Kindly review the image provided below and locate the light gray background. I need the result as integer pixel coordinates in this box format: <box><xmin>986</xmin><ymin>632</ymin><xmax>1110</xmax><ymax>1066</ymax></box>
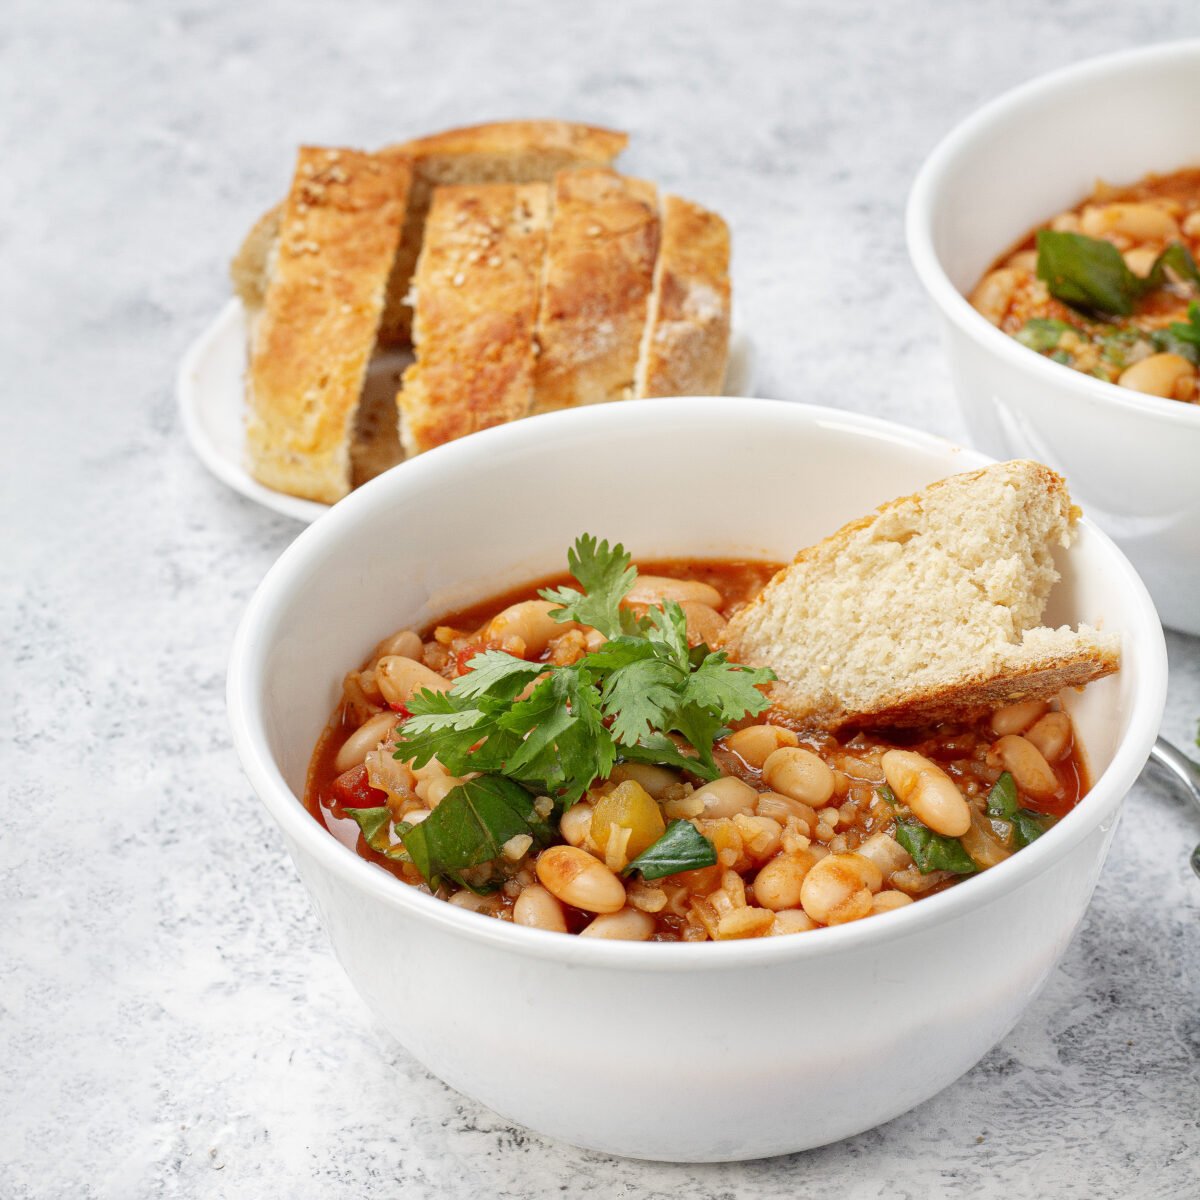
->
<box><xmin>4</xmin><ymin>2</ymin><xmax>1198</xmax><ymax>1197</ymax></box>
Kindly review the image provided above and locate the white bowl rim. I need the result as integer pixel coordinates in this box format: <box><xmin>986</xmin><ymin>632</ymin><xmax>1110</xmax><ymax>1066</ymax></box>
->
<box><xmin>227</xmin><ymin>397</ymin><xmax>1167</xmax><ymax>973</ymax></box>
<box><xmin>906</xmin><ymin>38</ymin><xmax>1200</xmax><ymax>432</ymax></box>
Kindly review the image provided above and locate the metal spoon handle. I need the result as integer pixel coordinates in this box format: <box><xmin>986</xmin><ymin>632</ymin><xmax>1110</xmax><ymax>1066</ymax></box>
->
<box><xmin>1145</xmin><ymin>737</ymin><xmax>1200</xmax><ymax>880</ymax></box>
<box><xmin>1148</xmin><ymin>737</ymin><xmax>1200</xmax><ymax>811</ymax></box>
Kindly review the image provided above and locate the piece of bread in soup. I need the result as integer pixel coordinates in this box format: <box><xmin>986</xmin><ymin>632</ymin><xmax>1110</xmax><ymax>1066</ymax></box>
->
<box><xmin>720</xmin><ymin>460</ymin><xmax>1120</xmax><ymax>730</ymax></box>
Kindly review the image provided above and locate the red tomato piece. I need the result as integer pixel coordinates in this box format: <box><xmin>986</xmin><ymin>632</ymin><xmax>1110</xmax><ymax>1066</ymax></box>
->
<box><xmin>455</xmin><ymin>645</ymin><xmax>483</xmax><ymax>676</ymax></box>
<box><xmin>330</xmin><ymin>764</ymin><xmax>388</xmax><ymax>809</ymax></box>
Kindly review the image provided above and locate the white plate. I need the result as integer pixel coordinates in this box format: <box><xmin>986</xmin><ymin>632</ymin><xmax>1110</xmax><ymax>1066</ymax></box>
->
<box><xmin>177</xmin><ymin>299</ymin><xmax>757</xmax><ymax>523</ymax></box>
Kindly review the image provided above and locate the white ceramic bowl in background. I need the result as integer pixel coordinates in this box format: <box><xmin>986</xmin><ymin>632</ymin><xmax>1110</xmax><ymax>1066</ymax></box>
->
<box><xmin>227</xmin><ymin>398</ymin><xmax>1166</xmax><ymax>1161</ymax></box>
<box><xmin>907</xmin><ymin>41</ymin><xmax>1200</xmax><ymax>637</ymax></box>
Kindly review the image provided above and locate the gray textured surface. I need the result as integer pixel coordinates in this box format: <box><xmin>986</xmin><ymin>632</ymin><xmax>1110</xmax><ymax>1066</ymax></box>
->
<box><xmin>3</xmin><ymin>2</ymin><xmax>1199</xmax><ymax>1196</ymax></box>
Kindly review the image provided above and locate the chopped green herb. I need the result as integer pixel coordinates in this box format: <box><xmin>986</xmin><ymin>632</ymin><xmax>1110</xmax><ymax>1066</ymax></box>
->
<box><xmin>985</xmin><ymin>771</ymin><xmax>1049</xmax><ymax>848</ymax></box>
<box><xmin>624</xmin><ymin>819</ymin><xmax>717</xmax><ymax>880</ymax></box>
<box><xmin>401</xmin><ymin>775</ymin><xmax>557</xmax><ymax>892</ymax></box>
<box><xmin>1036</xmin><ymin>230</ymin><xmax>1143</xmax><ymax>315</ymax></box>
<box><xmin>1015</xmin><ymin>317</ymin><xmax>1075</xmax><ymax>352</ymax></box>
<box><xmin>346</xmin><ymin>806</ymin><xmax>412</xmax><ymax>861</ymax></box>
<box><xmin>1036</xmin><ymin>231</ymin><xmax>1200</xmax><ymax>317</ymax></box>
<box><xmin>894</xmin><ymin>820</ymin><xmax>977</xmax><ymax>875</ymax></box>
<box><xmin>1153</xmin><ymin>301</ymin><xmax>1200</xmax><ymax>366</ymax></box>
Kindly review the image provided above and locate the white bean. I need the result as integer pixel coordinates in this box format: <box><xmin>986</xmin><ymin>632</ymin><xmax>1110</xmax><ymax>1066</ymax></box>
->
<box><xmin>625</xmin><ymin>575</ymin><xmax>723</xmax><ymax>609</ymax></box>
<box><xmin>881</xmin><ymin>749</ymin><xmax>970</xmax><ymax>838</ymax></box>
<box><xmin>579</xmin><ymin>908</ymin><xmax>655</xmax><ymax>940</ymax></box>
<box><xmin>536</xmin><ymin>847</ymin><xmax>626</xmax><ymax>913</ymax></box>
<box><xmin>485</xmin><ymin>600</ymin><xmax>573</xmax><ymax>657</ymax></box>
<box><xmin>376</xmin><ymin>655</ymin><xmax>452</xmax><ymax>706</ymax></box>
<box><xmin>513</xmin><ymin>886</ymin><xmax>567</xmax><ymax>933</ymax></box>
<box><xmin>334</xmin><ymin>711</ymin><xmax>400</xmax><ymax>774</ymax></box>
<box><xmin>763</xmin><ymin>747</ymin><xmax>835</xmax><ymax>808</ymax></box>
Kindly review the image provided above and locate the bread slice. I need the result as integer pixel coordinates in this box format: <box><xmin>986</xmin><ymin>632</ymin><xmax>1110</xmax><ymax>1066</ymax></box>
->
<box><xmin>230</xmin><ymin>121</ymin><xmax>627</xmax><ymax>329</ymax></box>
<box><xmin>634</xmin><ymin>194</ymin><xmax>731</xmax><ymax>398</ymax></box>
<box><xmin>379</xmin><ymin>121</ymin><xmax>626</xmax><ymax>345</ymax></box>
<box><xmin>720</xmin><ymin>461</ymin><xmax>1120</xmax><ymax>729</ymax></box>
<box><xmin>531</xmin><ymin>168</ymin><xmax>661</xmax><ymax>413</ymax></box>
<box><xmin>397</xmin><ymin>182</ymin><xmax>549</xmax><ymax>455</ymax></box>
<box><xmin>230</xmin><ymin>205</ymin><xmax>281</xmax><ymax>315</ymax></box>
<box><xmin>245</xmin><ymin>147</ymin><xmax>411</xmax><ymax>504</ymax></box>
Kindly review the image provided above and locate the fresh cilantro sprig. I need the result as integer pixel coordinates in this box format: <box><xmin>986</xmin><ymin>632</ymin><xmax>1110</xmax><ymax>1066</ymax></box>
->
<box><xmin>537</xmin><ymin>534</ymin><xmax>643</xmax><ymax>639</ymax></box>
<box><xmin>395</xmin><ymin>534</ymin><xmax>775</xmax><ymax>807</ymax></box>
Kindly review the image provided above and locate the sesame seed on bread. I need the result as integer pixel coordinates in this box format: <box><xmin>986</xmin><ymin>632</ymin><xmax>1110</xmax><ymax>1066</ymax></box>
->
<box><xmin>397</xmin><ymin>182</ymin><xmax>549</xmax><ymax>455</ymax></box>
<box><xmin>531</xmin><ymin>168</ymin><xmax>661</xmax><ymax>413</ymax></box>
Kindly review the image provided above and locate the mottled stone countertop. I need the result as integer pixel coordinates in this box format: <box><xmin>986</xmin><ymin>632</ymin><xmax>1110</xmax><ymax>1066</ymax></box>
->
<box><xmin>4</xmin><ymin>1</ymin><xmax>1198</xmax><ymax>1196</ymax></box>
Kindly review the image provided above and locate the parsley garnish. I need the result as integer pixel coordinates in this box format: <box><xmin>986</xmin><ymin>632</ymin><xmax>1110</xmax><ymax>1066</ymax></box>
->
<box><xmin>387</xmin><ymin>535</ymin><xmax>776</xmax><ymax>890</ymax></box>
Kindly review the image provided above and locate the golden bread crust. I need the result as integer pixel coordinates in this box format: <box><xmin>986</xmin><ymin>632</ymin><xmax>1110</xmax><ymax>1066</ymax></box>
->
<box><xmin>230</xmin><ymin>204</ymin><xmax>282</xmax><ymax>311</ymax></box>
<box><xmin>532</xmin><ymin>168</ymin><xmax>661</xmax><ymax>413</ymax></box>
<box><xmin>386</xmin><ymin>119</ymin><xmax>628</xmax><ymax>165</ymax></box>
<box><xmin>231</xmin><ymin>122</ymin><xmax>627</xmax><ymax>345</ymax></box>
<box><xmin>767</xmin><ymin>645</ymin><xmax>1120</xmax><ymax>731</ymax></box>
<box><xmin>245</xmin><ymin>147</ymin><xmax>411</xmax><ymax>504</ymax></box>
<box><xmin>636</xmin><ymin>194</ymin><xmax>731</xmax><ymax>397</ymax></box>
<box><xmin>377</xmin><ymin>121</ymin><xmax>627</xmax><ymax>345</ymax></box>
<box><xmin>398</xmin><ymin>183</ymin><xmax>549</xmax><ymax>455</ymax></box>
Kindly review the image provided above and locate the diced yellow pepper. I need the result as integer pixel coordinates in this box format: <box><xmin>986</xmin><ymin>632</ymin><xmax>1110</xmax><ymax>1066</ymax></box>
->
<box><xmin>590</xmin><ymin>780</ymin><xmax>666</xmax><ymax>862</ymax></box>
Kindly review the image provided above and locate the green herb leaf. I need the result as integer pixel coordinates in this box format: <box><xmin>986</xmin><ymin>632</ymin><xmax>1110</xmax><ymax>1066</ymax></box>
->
<box><xmin>345</xmin><ymin>806</ymin><xmax>412</xmax><ymax>862</ymax></box>
<box><xmin>1147</xmin><ymin>243</ymin><xmax>1200</xmax><ymax>292</ymax></box>
<box><xmin>1015</xmin><ymin>317</ymin><xmax>1075</xmax><ymax>352</ymax></box>
<box><xmin>1036</xmin><ymin>230</ymin><xmax>1141</xmax><ymax>315</ymax></box>
<box><xmin>401</xmin><ymin>776</ymin><xmax>556</xmax><ymax>891</ymax></box>
<box><xmin>683</xmin><ymin>653</ymin><xmax>775</xmax><ymax>724</ymax></box>
<box><xmin>538</xmin><ymin>534</ymin><xmax>639</xmax><ymax>639</ymax></box>
<box><xmin>985</xmin><ymin>771</ymin><xmax>1049</xmax><ymax>848</ymax></box>
<box><xmin>1153</xmin><ymin>301</ymin><xmax>1200</xmax><ymax>366</ymax></box>
<box><xmin>624</xmin><ymin>819</ymin><xmax>717</xmax><ymax>880</ymax></box>
<box><xmin>1036</xmin><ymin>231</ymin><xmax>1200</xmax><ymax>318</ymax></box>
<box><xmin>894</xmin><ymin>820</ymin><xmax>977</xmax><ymax>875</ymax></box>
<box><xmin>451</xmin><ymin>650</ymin><xmax>546</xmax><ymax>700</ymax></box>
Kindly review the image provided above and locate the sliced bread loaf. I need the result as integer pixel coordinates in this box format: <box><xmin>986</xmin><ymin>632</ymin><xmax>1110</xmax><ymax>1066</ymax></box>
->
<box><xmin>531</xmin><ymin>168</ymin><xmax>661</xmax><ymax>413</ymax></box>
<box><xmin>230</xmin><ymin>121</ymin><xmax>626</xmax><ymax>333</ymax></box>
<box><xmin>379</xmin><ymin>121</ymin><xmax>626</xmax><ymax>345</ymax></box>
<box><xmin>397</xmin><ymin>182</ymin><xmax>549</xmax><ymax>455</ymax></box>
<box><xmin>635</xmin><ymin>194</ymin><xmax>731</xmax><ymax>398</ymax></box>
<box><xmin>245</xmin><ymin>147</ymin><xmax>411</xmax><ymax>504</ymax></box>
<box><xmin>720</xmin><ymin>460</ymin><xmax>1120</xmax><ymax>729</ymax></box>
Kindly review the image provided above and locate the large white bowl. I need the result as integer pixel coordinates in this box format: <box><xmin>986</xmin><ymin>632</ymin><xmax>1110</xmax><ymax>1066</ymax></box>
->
<box><xmin>907</xmin><ymin>41</ymin><xmax>1200</xmax><ymax>637</ymax></box>
<box><xmin>227</xmin><ymin>398</ymin><xmax>1166</xmax><ymax>1161</ymax></box>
